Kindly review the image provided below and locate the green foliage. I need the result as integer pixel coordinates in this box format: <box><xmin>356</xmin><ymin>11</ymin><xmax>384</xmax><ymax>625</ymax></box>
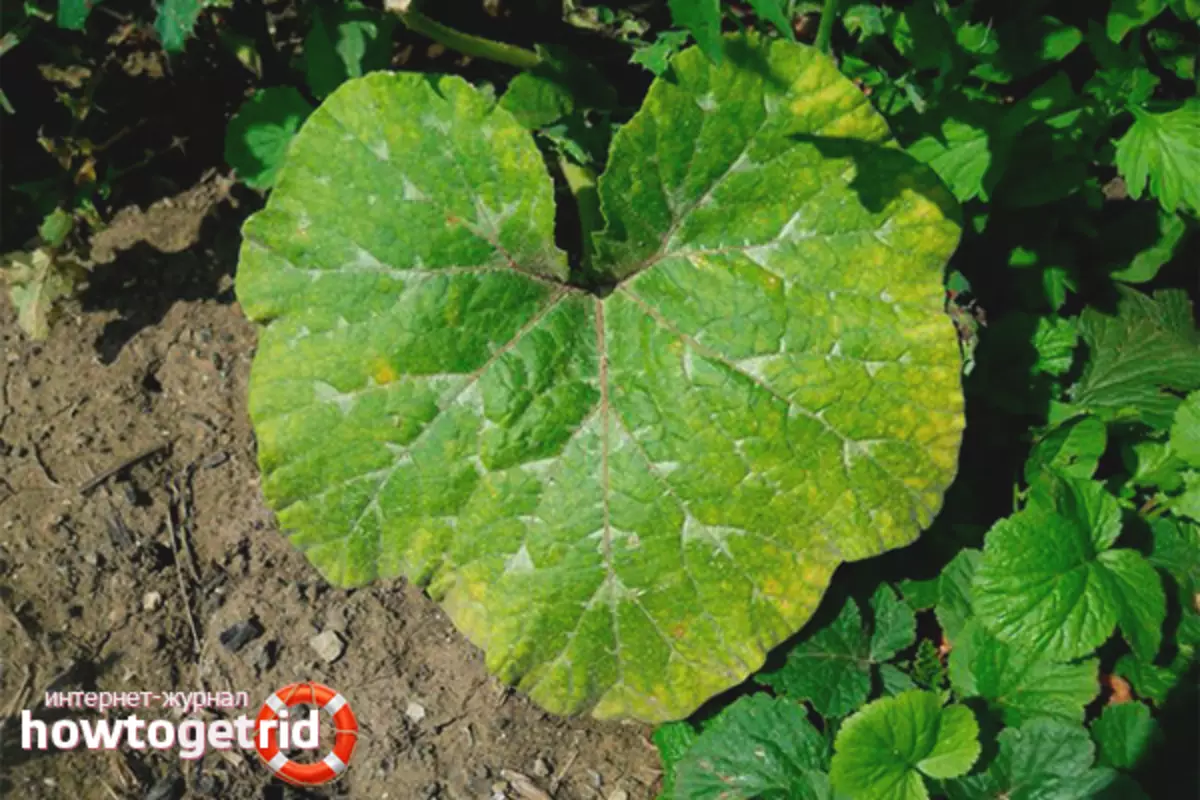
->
<box><xmin>1067</xmin><ymin>289</ymin><xmax>1200</xmax><ymax>429</ymax></box>
<box><xmin>302</xmin><ymin>2</ymin><xmax>395</xmax><ymax>99</ymax></box>
<box><xmin>57</xmin><ymin>0</ymin><xmax>101</xmax><ymax>31</ymax></box>
<box><xmin>830</xmin><ymin>690</ymin><xmax>980</xmax><ymax>800</ymax></box>
<box><xmin>973</xmin><ymin>474</ymin><xmax>1166</xmax><ymax>663</ymax></box>
<box><xmin>154</xmin><ymin>0</ymin><xmax>212</xmax><ymax>53</ymax></box>
<box><xmin>499</xmin><ymin>47</ymin><xmax>616</xmax><ymax>129</ymax></box>
<box><xmin>1115</xmin><ymin>101</ymin><xmax>1200</xmax><ymax>216</ymax></box>
<box><xmin>10</xmin><ymin>0</ymin><xmax>1197</xmax><ymax>792</ymax></box>
<box><xmin>946</xmin><ymin>719</ymin><xmax>1120</xmax><ymax>800</ymax></box>
<box><xmin>949</xmin><ymin>620</ymin><xmax>1099</xmax><ymax>727</ymax></box>
<box><xmin>1091</xmin><ymin>702</ymin><xmax>1159</xmax><ymax>770</ymax></box>
<box><xmin>756</xmin><ymin>587</ymin><xmax>916</xmax><ymax>718</ymax></box>
<box><xmin>224</xmin><ymin>88</ymin><xmax>313</xmax><ymax>190</ymax></box>
<box><xmin>665</xmin><ymin>0</ymin><xmax>794</xmax><ymax>63</ymax></box>
<box><xmin>673</xmin><ymin>695</ymin><xmax>831</xmax><ymax>799</ymax></box>
<box><xmin>237</xmin><ymin>36</ymin><xmax>963</xmax><ymax>722</ymax></box>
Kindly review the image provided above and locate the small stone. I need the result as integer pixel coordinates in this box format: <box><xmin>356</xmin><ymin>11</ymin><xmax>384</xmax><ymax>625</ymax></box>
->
<box><xmin>218</xmin><ymin>618</ymin><xmax>263</xmax><ymax>653</ymax></box>
<box><xmin>309</xmin><ymin>629</ymin><xmax>345</xmax><ymax>663</ymax></box>
<box><xmin>142</xmin><ymin>591</ymin><xmax>163</xmax><ymax>611</ymax></box>
<box><xmin>608</xmin><ymin>791</ymin><xmax>629</xmax><ymax>800</ymax></box>
<box><xmin>405</xmin><ymin>700</ymin><xmax>427</xmax><ymax>723</ymax></box>
<box><xmin>532</xmin><ymin>757</ymin><xmax>552</xmax><ymax>778</ymax></box>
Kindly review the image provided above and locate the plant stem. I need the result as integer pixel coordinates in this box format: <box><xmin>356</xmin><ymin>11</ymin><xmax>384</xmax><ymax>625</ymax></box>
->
<box><xmin>393</xmin><ymin>7</ymin><xmax>541</xmax><ymax>71</ymax></box>
<box><xmin>814</xmin><ymin>0</ymin><xmax>839</xmax><ymax>55</ymax></box>
<box><xmin>558</xmin><ymin>157</ymin><xmax>601</xmax><ymax>271</ymax></box>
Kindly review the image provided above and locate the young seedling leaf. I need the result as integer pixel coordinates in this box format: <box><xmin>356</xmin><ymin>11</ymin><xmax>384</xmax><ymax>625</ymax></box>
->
<box><xmin>673</xmin><ymin>695</ymin><xmax>831</xmax><ymax>799</ymax></box>
<box><xmin>303</xmin><ymin>2</ymin><xmax>395</xmax><ymax>99</ymax></box>
<box><xmin>1107</xmin><ymin>0</ymin><xmax>1167</xmax><ymax>43</ymax></box>
<box><xmin>155</xmin><ymin>0</ymin><xmax>208</xmax><ymax>53</ymax></box>
<box><xmin>1068</xmin><ymin>288</ymin><xmax>1200</xmax><ymax>430</ymax></box>
<box><xmin>945</xmin><ymin>719</ymin><xmax>1117</xmax><ymax>800</ymax></box>
<box><xmin>1025</xmin><ymin>416</ymin><xmax>1107</xmax><ymax>483</ymax></box>
<box><xmin>653</xmin><ymin>720</ymin><xmax>698</xmax><ymax>799</ymax></box>
<box><xmin>948</xmin><ymin>620</ymin><xmax>1099</xmax><ymax>727</ymax></box>
<box><xmin>830</xmin><ymin>690</ymin><xmax>980</xmax><ymax>800</ymax></box>
<box><xmin>1092</xmin><ymin>702</ymin><xmax>1159</xmax><ymax>770</ymax></box>
<box><xmin>973</xmin><ymin>476</ymin><xmax>1166</xmax><ymax>662</ymax></box>
<box><xmin>1115</xmin><ymin>100</ymin><xmax>1200</xmax><ymax>216</ymax></box>
<box><xmin>757</xmin><ymin>587</ymin><xmax>915</xmax><ymax>719</ymax></box>
<box><xmin>668</xmin><ymin>0</ymin><xmax>723</xmax><ymax>64</ymax></box>
<box><xmin>57</xmin><ymin>0</ymin><xmax>103</xmax><ymax>31</ymax></box>
<box><xmin>631</xmin><ymin>30</ymin><xmax>691</xmax><ymax>76</ymax></box>
<box><xmin>225</xmin><ymin>87</ymin><xmax>314</xmax><ymax>190</ymax></box>
<box><xmin>237</xmin><ymin>36</ymin><xmax>963</xmax><ymax>722</ymax></box>
<box><xmin>1171</xmin><ymin>391</ymin><xmax>1200</xmax><ymax>467</ymax></box>
<box><xmin>2</xmin><ymin>248</ymin><xmax>87</xmax><ymax>340</ymax></box>
<box><xmin>1115</xmin><ymin>645</ymin><xmax>1196</xmax><ymax>705</ymax></box>
<box><xmin>499</xmin><ymin>47</ymin><xmax>617</xmax><ymax>130</ymax></box>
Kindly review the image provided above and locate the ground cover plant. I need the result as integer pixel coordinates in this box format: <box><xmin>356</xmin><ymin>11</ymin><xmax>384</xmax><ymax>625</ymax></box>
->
<box><xmin>1</xmin><ymin>0</ymin><xmax>1197</xmax><ymax>797</ymax></box>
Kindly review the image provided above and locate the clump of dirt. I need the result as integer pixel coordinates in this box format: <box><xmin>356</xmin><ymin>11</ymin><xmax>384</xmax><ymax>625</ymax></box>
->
<box><xmin>0</xmin><ymin>189</ymin><xmax>660</xmax><ymax>799</ymax></box>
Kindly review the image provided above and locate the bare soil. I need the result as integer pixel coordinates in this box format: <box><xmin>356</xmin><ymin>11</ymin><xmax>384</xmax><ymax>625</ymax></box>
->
<box><xmin>0</xmin><ymin>179</ymin><xmax>660</xmax><ymax>800</ymax></box>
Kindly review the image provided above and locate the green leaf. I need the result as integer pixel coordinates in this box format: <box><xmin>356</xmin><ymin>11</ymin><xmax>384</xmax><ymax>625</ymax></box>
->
<box><xmin>843</xmin><ymin>4</ymin><xmax>887</xmax><ymax>39</ymax></box>
<box><xmin>1124</xmin><ymin>440</ymin><xmax>1185</xmax><ymax>492</ymax></box>
<box><xmin>668</xmin><ymin>0</ymin><xmax>723</xmax><ymax>63</ymax></box>
<box><xmin>302</xmin><ymin>2</ymin><xmax>394</xmax><ymax>99</ymax></box>
<box><xmin>908</xmin><ymin>639</ymin><xmax>946</xmax><ymax>691</ymax></box>
<box><xmin>881</xmin><ymin>662</ymin><xmax>919</xmax><ymax>695</ymax></box>
<box><xmin>631</xmin><ymin>30</ymin><xmax>691</xmax><ymax>76</ymax></box>
<box><xmin>1</xmin><ymin>248</ymin><xmax>87</xmax><ymax>340</ymax></box>
<box><xmin>871</xmin><ymin>584</ymin><xmax>919</xmax><ymax>662</ymax></box>
<box><xmin>906</xmin><ymin>104</ymin><xmax>1009</xmax><ymax>202</ymax></box>
<box><xmin>1107</xmin><ymin>0</ymin><xmax>1167</xmax><ymax>42</ymax></box>
<box><xmin>1115</xmin><ymin>645</ymin><xmax>1196</xmax><ymax>704</ymax></box>
<box><xmin>1149</xmin><ymin>29</ymin><xmax>1198</xmax><ymax>80</ymax></box>
<box><xmin>225</xmin><ymin>87</ymin><xmax>314</xmax><ymax>190</ymax></box>
<box><xmin>38</xmin><ymin>208</ymin><xmax>74</xmax><ymax>248</ymax></box>
<box><xmin>757</xmin><ymin>587</ymin><xmax>916</xmax><ymax>719</ymax></box>
<box><xmin>1115</xmin><ymin>100</ymin><xmax>1200</xmax><ymax>216</ymax></box>
<box><xmin>673</xmin><ymin>695</ymin><xmax>831</xmax><ymax>799</ymax></box>
<box><xmin>974</xmin><ymin>476</ymin><xmax>1166</xmax><ymax>661</ymax></box>
<box><xmin>1108</xmin><ymin>211</ymin><xmax>1188</xmax><ymax>284</ymax></box>
<box><xmin>949</xmin><ymin>620</ymin><xmax>1099</xmax><ymax>727</ymax></box>
<box><xmin>746</xmin><ymin>0</ymin><xmax>794</xmax><ymax>40</ymax></box>
<box><xmin>1174</xmin><ymin>471</ymin><xmax>1200</xmax><ymax>520</ymax></box>
<box><xmin>900</xmin><ymin>549</ymin><xmax>980</xmax><ymax>643</ymax></box>
<box><xmin>1171</xmin><ymin>391</ymin><xmax>1200</xmax><ymax>467</ymax></box>
<box><xmin>500</xmin><ymin>47</ymin><xmax>617</xmax><ymax>130</ymax></box>
<box><xmin>946</xmin><ymin>719</ymin><xmax>1114</xmax><ymax>800</ymax></box>
<box><xmin>653</xmin><ymin>720</ymin><xmax>698</xmax><ymax>798</ymax></box>
<box><xmin>1149</xmin><ymin>517</ymin><xmax>1200</xmax><ymax>590</ymax></box>
<box><xmin>1026</xmin><ymin>416</ymin><xmax>1107</xmax><ymax>483</ymax></box>
<box><xmin>1068</xmin><ymin>288</ymin><xmax>1200</xmax><ymax>430</ymax></box>
<box><xmin>831</xmin><ymin>691</ymin><xmax>980</xmax><ymax>800</ymax></box>
<box><xmin>1091</xmin><ymin>702</ymin><xmax>1158</xmax><ymax>770</ymax></box>
<box><xmin>57</xmin><ymin>0</ymin><xmax>101</xmax><ymax>30</ymax></box>
<box><xmin>236</xmin><ymin>37</ymin><xmax>964</xmax><ymax>722</ymax></box>
<box><xmin>154</xmin><ymin>0</ymin><xmax>207</xmax><ymax>53</ymax></box>
<box><xmin>1168</xmin><ymin>0</ymin><xmax>1200</xmax><ymax>20</ymax></box>
<box><xmin>971</xmin><ymin>16</ymin><xmax>1083</xmax><ymax>84</ymax></box>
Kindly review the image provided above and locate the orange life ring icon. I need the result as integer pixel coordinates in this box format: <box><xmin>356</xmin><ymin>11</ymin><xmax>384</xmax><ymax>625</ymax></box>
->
<box><xmin>254</xmin><ymin>682</ymin><xmax>358</xmax><ymax>786</ymax></box>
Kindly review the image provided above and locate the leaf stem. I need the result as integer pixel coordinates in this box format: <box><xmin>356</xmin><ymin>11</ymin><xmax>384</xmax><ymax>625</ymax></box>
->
<box><xmin>814</xmin><ymin>0</ymin><xmax>839</xmax><ymax>55</ymax></box>
<box><xmin>391</xmin><ymin>6</ymin><xmax>541</xmax><ymax>71</ymax></box>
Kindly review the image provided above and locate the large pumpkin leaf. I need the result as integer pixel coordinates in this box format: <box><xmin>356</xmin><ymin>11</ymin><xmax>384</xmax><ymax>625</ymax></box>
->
<box><xmin>237</xmin><ymin>35</ymin><xmax>963</xmax><ymax>722</ymax></box>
